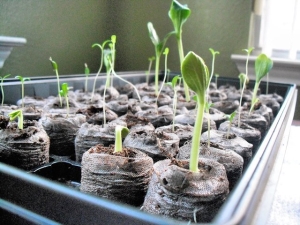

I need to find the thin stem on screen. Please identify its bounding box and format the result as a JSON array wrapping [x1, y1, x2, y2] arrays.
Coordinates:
[[55, 70, 62, 107], [189, 95, 205, 172], [92, 46, 104, 99], [114, 127, 123, 153], [21, 80, 24, 108], [154, 53, 160, 96], [177, 36, 190, 102]]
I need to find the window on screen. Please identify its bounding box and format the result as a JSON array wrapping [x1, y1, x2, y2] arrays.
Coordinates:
[[250, 0, 300, 60]]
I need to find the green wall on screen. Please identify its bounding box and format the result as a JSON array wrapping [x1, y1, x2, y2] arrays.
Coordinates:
[[0, 0, 252, 77]]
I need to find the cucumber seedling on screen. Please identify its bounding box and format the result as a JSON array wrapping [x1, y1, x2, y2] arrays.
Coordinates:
[[226, 111, 236, 139], [49, 57, 62, 107], [15, 75, 30, 108], [156, 47, 170, 105], [181, 51, 209, 172], [114, 125, 130, 153], [237, 47, 253, 127], [169, 0, 191, 101], [250, 53, 273, 114], [8, 109, 23, 129], [59, 83, 70, 117], [91, 37, 112, 99], [146, 56, 155, 85], [147, 22, 174, 96]]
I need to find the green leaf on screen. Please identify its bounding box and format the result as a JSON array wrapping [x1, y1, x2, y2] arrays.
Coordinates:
[[255, 54, 273, 82], [181, 51, 209, 97], [49, 57, 58, 70], [147, 22, 160, 46], [171, 75, 181, 88], [85, 63, 90, 75], [209, 48, 220, 56], [61, 83, 68, 95], [168, 0, 191, 35]]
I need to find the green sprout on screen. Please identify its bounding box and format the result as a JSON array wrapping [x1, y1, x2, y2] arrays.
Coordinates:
[[49, 57, 62, 107], [59, 83, 70, 117], [0, 74, 10, 106], [237, 47, 253, 127], [237, 72, 249, 127], [166, 75, 182, 132], [181, 51, 209, 172], [15, 75, 30, 108], [147, 22, 174, 96], [91, 38, 112, 98], [250, 53, 273, 114], [84, 63, 90, 93], [156, 47, 170, 105], [208, 48, 220, 86], [226, 111, 236, 139], [114, 125, 130, 153], [169, 0, 191, 101], [214, 74, 219, 87], [8, 109, 23, 129], [146, 56, 155, 85]]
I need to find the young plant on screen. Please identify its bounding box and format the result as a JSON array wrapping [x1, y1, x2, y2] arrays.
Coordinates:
[[181, 51, 209, 173], [147, 22, 174, 96], [237, 47, 253, 127], [169, 0, 191, 101], [91, 38, 112, 98], [113, 125, 130, 153], [166, 75, 182, 132], [59, 83, 70, 117], [208, 48, 220, 86], [49, 57, 62, 107], [0, 74, 10, 106], [146, 56, 155, 85], [250, 53, 273, 113], [226, 111, 236, 139], [15, 75, 30, 108], [156, 47, 170, 105], [8, 109, 23, 129], [237, 73, 248, 127], [84, 63, 90, 93]]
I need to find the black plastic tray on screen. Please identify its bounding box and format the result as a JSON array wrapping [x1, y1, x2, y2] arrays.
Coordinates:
[[0, 71, 297, 224]]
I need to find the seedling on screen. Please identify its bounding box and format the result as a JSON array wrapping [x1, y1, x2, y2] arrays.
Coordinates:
[[208, 48, 220, 86], [146, 56, 155, 84], [166, 75, 182, 132], [59, 83, 70, 117], [113, 125, 130, 153], [91, 38, 112, 98], [237, 47, 253, 127], [156, 48, 170, 105], [49, 57, 62, 107], [250, 53, 273, 114], [181, 51, 209, 173], [84, 63, 90, 93], [237, 73, 248, 127], [226, 111, 236, 139], [15, 75, 30, 108], [0, 74, 10, 106], [8, 109, 23, 129], [169, 0, 191, 101], [147, 22, 174, 96]]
